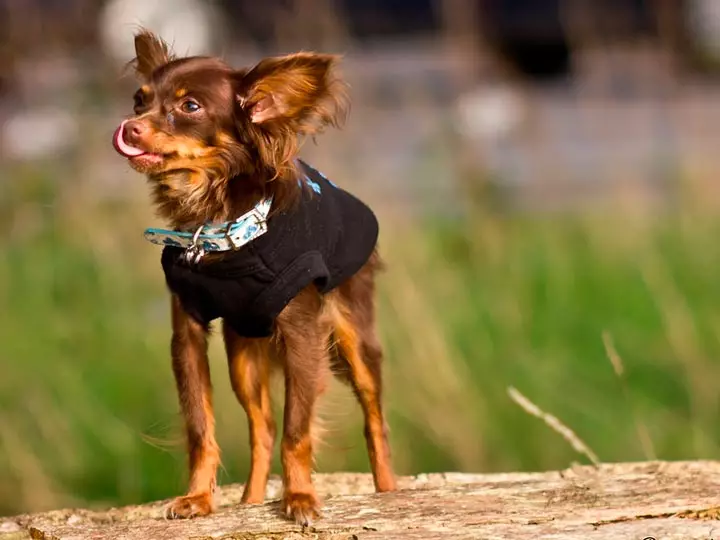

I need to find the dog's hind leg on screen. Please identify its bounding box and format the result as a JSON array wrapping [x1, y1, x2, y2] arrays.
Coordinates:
[[333, 251, 397, 493]]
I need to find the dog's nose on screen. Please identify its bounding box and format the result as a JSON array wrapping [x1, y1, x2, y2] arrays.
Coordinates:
[[123, 120, 148, 145]]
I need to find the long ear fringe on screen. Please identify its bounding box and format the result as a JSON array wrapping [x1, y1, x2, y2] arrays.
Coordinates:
[[131, 29, 174, 80], [300, 70, 350, 136], [239, 53, 350, 136]]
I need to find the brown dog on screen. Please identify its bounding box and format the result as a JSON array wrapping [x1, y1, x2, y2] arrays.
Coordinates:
[[112, 31, 396, 525]]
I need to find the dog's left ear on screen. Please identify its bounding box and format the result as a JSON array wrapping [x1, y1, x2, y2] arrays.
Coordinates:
[[235, 53, 348, 133], [132, 30, 173, 80]]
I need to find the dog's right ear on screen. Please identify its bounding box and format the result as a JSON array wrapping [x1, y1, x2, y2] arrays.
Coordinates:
[[132, 30, 173, 80]]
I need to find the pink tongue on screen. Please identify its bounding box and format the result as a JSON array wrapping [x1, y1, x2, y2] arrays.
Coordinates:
[[113, 120, 146, 158]]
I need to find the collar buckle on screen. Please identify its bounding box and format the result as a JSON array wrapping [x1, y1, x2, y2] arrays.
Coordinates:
[[225, 206, 269, 250], [183, 225, 206, 265]]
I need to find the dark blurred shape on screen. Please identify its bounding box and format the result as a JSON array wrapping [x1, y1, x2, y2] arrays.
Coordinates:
[[480, 0, 569, 79], [478, 0, 690, 80], [218, 0, 438, 47], [339, 0, 438, 40], [217, 0, 287, 49], [0, 1, 10, 98]]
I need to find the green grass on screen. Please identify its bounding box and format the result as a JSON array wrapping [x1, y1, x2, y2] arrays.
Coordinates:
[[2, 168, 720, 516]]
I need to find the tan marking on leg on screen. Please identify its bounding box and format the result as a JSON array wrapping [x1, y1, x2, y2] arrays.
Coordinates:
[[224, 326, 275, 504], [165, 295, 219, 519], [331, 297, 396, 492]]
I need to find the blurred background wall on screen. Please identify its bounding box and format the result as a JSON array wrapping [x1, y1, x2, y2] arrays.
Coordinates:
[[3, 0, 720, 516]]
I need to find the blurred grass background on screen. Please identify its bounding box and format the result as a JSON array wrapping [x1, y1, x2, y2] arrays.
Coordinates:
[[3, 0, 720, 517]]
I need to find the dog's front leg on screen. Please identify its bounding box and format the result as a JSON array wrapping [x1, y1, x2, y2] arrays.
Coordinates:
[[223, 326, 275, 504], [276, 287, 329, 526], [165, 294, 219, 519]]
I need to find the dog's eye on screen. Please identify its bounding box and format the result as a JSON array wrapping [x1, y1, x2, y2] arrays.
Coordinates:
[[133, 90, 146, 110], [181, 100, 201, 113]]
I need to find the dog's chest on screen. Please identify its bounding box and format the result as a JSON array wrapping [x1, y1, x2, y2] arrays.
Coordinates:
[[159, 164, 379, 338]]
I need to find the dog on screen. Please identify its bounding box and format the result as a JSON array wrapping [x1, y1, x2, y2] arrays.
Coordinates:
[[111, 31, 396, 525]]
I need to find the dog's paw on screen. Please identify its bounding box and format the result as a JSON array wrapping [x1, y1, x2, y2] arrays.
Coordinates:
[[375, 473, 397, 493], [283, 492, 321, 526], [164, 492, 214, 519]]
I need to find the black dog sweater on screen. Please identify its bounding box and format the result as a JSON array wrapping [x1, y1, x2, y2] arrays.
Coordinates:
[[161, 161, 379, 337]]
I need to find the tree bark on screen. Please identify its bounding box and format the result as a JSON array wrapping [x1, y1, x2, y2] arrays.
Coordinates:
[[3, 461, 720, 539]]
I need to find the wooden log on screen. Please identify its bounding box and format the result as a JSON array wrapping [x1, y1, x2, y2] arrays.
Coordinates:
[[3, 461, 720, 539]]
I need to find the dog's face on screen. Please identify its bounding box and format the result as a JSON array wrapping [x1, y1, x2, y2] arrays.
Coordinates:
[[113, 54, 238, 174], [113, 31, 346, 182]]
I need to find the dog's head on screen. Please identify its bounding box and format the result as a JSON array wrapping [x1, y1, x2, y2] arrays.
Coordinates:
[[113, 31, 347, 220]]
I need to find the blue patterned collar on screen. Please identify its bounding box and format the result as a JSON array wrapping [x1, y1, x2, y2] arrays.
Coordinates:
[[143, 197, 273, 264], [143, 161, 329, 264]]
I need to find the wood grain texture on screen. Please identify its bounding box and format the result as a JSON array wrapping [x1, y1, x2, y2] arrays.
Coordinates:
[[3, 461, 720, 539]]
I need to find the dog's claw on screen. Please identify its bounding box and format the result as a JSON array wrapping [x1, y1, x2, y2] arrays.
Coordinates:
[[164, 492, 214, 520], [283, 492, 321, 526]]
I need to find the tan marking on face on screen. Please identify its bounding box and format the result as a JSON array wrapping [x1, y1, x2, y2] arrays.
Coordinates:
[[215, 132, 236, 147], [176, 88, 188, 98], [174, 139, 209, 158], [145, 133, 215, 161]]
